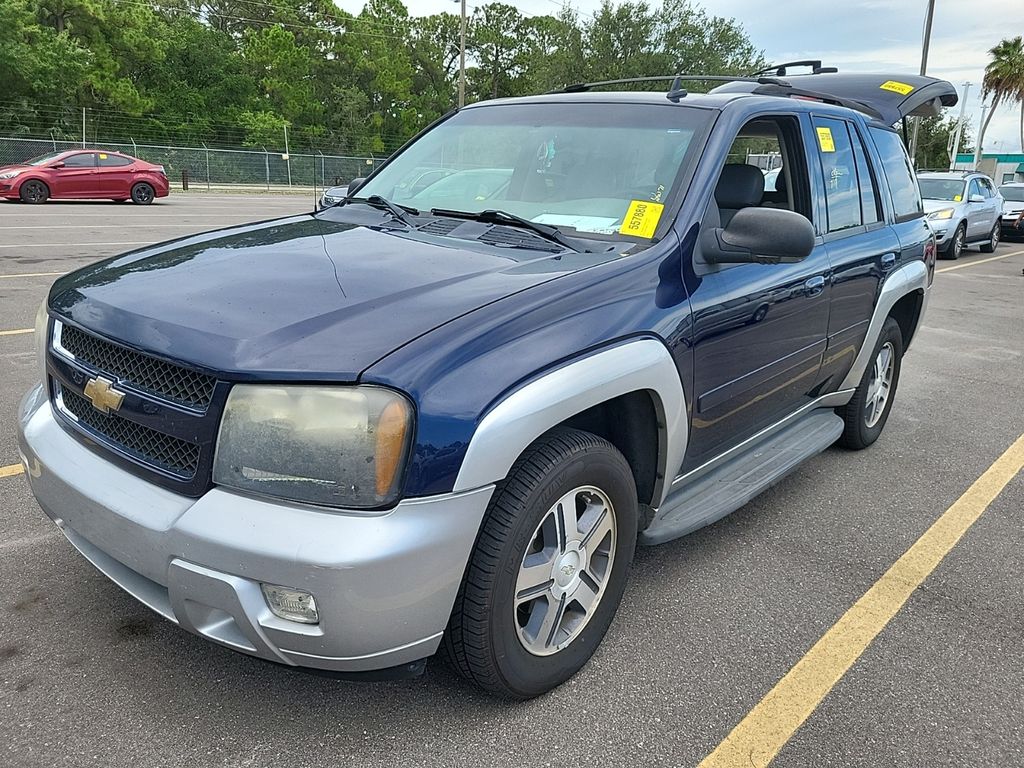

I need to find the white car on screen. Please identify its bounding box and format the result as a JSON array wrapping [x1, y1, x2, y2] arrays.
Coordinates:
[[918, 171, 1003, 259], [318, 184, 348, 209], [998, 182, 1024, 239]]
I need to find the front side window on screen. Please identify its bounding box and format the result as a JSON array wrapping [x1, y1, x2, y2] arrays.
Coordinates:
[[62, 153, 97, 168], [357, 103, 711, 241], [869, 127, 924, 221], [968, 179, 982, 200]]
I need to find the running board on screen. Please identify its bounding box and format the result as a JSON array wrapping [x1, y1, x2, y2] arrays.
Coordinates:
[[639, 409, 844, 545]]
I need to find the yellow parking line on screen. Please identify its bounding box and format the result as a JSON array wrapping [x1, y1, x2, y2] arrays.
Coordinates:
[[699, 432, 1024, 768], [0, 271, 64, 279], [0, 328, 33, 337], [0, 463, 25, 479], [936, 249, 1024, 273]]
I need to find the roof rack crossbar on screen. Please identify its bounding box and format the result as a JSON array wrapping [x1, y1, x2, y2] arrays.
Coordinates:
[[750, 60, 839, 77], [555, 74, 789, 97]]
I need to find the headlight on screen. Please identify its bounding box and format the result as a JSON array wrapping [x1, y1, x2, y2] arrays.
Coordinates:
[[927, 208, 955, 221], [214, 385, 414, 509], [321, 195, 337, 207], [0, 170, 23, 180], [33, 299, 49, 383]]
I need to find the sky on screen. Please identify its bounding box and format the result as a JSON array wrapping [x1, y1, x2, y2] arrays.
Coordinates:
[[334, 0, 1024, 155]]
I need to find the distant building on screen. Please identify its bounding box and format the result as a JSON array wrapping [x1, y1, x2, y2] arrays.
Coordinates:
[[954, 153, 1024, 184]]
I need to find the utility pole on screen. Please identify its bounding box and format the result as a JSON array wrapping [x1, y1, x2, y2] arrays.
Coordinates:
[[283, 124, 291, 187], [908, 0, 936, 163], [948, 81, 971, 170], [456, 0, 467, 108], [974, 103, 989, 169]]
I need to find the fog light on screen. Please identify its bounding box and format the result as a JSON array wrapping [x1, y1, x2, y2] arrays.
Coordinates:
[[261, 583, 319, 624]]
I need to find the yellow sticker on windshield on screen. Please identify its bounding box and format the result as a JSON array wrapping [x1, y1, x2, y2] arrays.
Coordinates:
[[880, 80, 914, 95], [816, 126, 836, 153], [953, 194, 962, 202], [619, 200, 664, 238]]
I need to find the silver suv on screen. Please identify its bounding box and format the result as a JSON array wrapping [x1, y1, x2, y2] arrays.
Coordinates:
[[918, 171, 1003, 259]]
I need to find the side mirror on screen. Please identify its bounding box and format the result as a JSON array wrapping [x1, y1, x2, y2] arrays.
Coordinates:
[[347, 177, 366, 195], [702, 207, 816, 265], [969, 194, 985, 203], [51, 162, 65, 169]]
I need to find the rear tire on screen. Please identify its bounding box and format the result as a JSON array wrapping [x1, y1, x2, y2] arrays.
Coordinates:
[[980, 221, 1000, 253], [837, 317, 904, 450], [19, 180, 49, 204], [131, 183, 155, 205], [443, 428, 638, 699]]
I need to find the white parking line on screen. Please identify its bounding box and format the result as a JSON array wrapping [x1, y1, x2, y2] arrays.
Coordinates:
[[0, 241, 155, 248], [2, 224, 213, 230]]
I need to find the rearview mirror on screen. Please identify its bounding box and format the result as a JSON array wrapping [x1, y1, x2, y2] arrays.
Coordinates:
[[969, 194, 985, 203], [702, 207, 816, 265], [347, 177, 366, 195]]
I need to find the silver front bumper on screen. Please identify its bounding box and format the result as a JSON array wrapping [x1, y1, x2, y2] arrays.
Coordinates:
[[17, 384, 493, 672]]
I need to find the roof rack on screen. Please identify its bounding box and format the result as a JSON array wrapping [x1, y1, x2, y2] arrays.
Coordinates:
[[750, 60, 839, 77], [554, 74, 789, 103]]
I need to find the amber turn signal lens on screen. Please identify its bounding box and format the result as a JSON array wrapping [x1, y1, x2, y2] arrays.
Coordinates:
[[376, 399, 411, 498]]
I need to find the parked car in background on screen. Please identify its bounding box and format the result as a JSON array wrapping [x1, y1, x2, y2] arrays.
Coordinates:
[[917, 170, 1002, 259], [998, 182, 1024, 239], [318, 184, 348, 209], [763, 166, 781, 192], [0, 150, 168, 205]]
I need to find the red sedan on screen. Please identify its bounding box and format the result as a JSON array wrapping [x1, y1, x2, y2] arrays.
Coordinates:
[[0, 149, 169, 204]]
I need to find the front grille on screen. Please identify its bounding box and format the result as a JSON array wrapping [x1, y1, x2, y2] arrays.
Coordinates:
[[61, 388, 201, 479], [60, 324, 216, 410]]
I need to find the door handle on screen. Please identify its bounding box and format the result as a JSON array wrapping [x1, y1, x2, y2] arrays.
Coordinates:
[[803, 275, 826, 296], [881, 252, 897, 271]]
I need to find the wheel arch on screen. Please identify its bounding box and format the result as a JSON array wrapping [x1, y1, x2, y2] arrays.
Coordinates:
[[452, 338, 688, 509]]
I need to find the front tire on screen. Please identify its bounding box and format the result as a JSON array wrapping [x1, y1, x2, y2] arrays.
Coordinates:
[[980, 221, 1000, 253], [131, 182, 155, 205], [443, 428, 638, 699], [942, 223, 966, 260], [837, 317, 904, 450], [19, 180, 49, 204]]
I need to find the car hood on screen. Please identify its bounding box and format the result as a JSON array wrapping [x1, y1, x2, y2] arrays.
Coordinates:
[[0, 164, 30, 173], [922, 198, 962, 214], [48, 211, 613, 380]]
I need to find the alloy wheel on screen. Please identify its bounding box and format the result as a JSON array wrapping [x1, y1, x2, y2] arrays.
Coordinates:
[[514, 485, 616, 656], [864, 341, 895, 429]]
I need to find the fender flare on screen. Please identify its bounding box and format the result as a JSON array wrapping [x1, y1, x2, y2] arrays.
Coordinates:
[[452, 338, 688, 507], [838, 259, 929, 392]]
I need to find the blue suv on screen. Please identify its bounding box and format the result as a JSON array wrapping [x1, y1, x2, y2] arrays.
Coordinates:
[[18, 68, 951, 698]]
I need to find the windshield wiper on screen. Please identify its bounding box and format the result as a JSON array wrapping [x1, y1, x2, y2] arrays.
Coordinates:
[[430, 207, 596, 253], [339, 195, 419, 227]]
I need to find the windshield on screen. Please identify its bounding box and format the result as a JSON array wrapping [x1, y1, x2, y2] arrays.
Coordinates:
[[357, 102, 710, 239], [918, 178, 967, 201], [23, 151, 66, 166], [999, 185, 1024, 202]]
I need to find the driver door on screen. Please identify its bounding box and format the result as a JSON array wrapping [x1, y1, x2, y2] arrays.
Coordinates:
[[51, 152, 99, 197]]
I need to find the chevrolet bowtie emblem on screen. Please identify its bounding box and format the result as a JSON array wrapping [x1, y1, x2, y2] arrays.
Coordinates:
[[83, 376, 125, 414]]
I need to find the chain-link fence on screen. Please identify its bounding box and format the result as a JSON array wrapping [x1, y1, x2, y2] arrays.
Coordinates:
[[0, 136, 383, 190]]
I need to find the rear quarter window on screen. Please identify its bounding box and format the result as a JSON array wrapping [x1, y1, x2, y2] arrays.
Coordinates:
[[869, 128, 923, 222], [98, 154, 133, 167]]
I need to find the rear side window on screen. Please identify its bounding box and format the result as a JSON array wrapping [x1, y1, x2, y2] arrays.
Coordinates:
[[812, 117, 860, 232], [850, 126, 882, 225], [869, 128, 923, 221], [98, 153, 133, 167], [978, 177, 995, 197], [62, 153, 97, 168]]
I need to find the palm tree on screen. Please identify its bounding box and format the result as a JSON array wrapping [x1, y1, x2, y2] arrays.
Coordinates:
[[977, 36, 1024, 162]]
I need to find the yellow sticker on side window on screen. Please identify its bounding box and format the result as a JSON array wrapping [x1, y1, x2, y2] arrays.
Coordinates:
[[619, 200, 664, 239], [99, 153, 108, 159], [816, 126, 836, 153], [880, 80, 914, 95]]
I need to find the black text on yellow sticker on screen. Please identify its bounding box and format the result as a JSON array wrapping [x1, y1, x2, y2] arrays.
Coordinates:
[[816, 127, 836, 153], [619, 200, 664, 238], [880, 80, 914, 95]]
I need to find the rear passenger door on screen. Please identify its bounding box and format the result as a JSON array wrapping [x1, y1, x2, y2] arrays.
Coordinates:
[[812, 116, 901, 387], [97, 153, 134, 197]]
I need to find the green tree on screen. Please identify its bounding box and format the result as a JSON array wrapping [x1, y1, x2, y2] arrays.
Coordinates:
[[979, 36, 1024, 154]]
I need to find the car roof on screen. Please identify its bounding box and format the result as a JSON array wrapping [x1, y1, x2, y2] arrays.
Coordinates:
[[917, 171, 981, 179], [999, 181, 1024, 187]]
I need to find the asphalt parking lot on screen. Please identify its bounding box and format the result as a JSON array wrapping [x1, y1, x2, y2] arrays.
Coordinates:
[[1, 194, 1022, 768]]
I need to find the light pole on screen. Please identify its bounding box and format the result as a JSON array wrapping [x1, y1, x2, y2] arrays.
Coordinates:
[[908, 0, 936, 163], [948, 81, 971, 170], [974, 103, 989, 169], [457, 0, 467, 108]]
